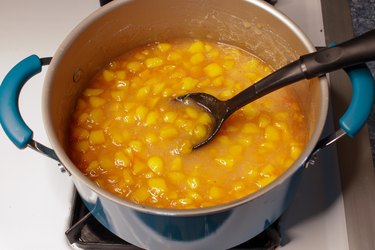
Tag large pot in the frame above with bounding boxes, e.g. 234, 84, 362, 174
0, 0, 374, 249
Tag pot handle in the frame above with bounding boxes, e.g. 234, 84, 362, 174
0, 55, 64, 167
306, 63, 375, 167
339, 64, 375, 136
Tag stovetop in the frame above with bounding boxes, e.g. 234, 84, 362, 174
0, 0, 374, 250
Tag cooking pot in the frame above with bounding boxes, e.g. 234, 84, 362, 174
0, 0, 374, 249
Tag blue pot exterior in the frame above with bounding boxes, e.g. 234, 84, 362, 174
73, 166, 303, 249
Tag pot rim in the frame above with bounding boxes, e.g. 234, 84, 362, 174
43, 0, 329, 216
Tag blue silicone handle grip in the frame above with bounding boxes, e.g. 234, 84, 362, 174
340, 64, 375, 137
0, 55, 42, 149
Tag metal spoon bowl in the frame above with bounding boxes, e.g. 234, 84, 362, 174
176, 29, 375, 149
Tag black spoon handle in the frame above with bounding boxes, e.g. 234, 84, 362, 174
301, 29, 375, 78
225, 29, 375, 115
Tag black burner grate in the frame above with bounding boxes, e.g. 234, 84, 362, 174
66, 192, 281, 250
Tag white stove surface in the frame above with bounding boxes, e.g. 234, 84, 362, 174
0, 1, 348, 249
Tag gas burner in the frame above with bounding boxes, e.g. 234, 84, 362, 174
66, 191, 282, 250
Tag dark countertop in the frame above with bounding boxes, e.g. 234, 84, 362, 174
349, 0, 375, 162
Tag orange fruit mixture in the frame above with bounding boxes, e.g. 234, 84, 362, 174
68, 39, 307, 209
